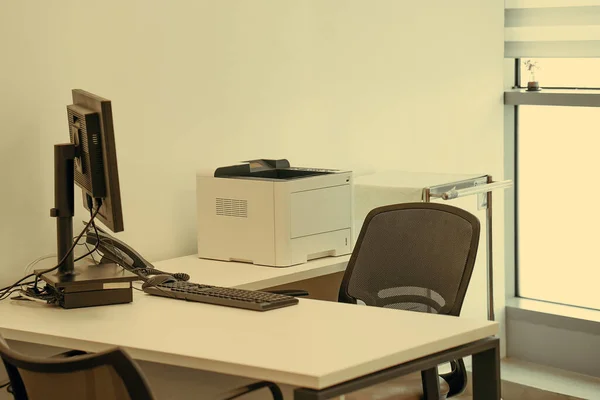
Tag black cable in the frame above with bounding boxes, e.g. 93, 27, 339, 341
0, 288, 25, 301
0, 278, 37, 303
0, 273, 35, 301
134, 268, 190, 282
92, 236, 190, 281
6, 228, 100, 303
0, 279, 35, 294
84, 243, 98, 264
28, 201, 102, 301
97, 239, 177, 299
72, 207, 101, 264
21, 285, 59, 303
33, 204, 101, 279
0, 203, 101, 302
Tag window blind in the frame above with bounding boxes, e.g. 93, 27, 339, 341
505, 0, 600, 58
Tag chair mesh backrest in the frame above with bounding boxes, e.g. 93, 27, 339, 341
0, 335, 154, 400
16, 366, 131, 400
339, 203, 480, 316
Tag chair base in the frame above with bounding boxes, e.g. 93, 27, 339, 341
343, 371, 450, 400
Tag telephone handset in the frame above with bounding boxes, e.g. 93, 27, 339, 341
85, 224, 190, 282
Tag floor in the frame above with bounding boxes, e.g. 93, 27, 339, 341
3, 354, 600, 399
455, 382, 587, 400
456, 357, 600, 400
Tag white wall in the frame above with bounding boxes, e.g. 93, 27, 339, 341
0, 0, 504, 324
0, 0, 505, 395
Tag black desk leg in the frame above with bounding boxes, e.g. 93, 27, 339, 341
472, 340, 501, 399
421, 367, 441, 400
293, 338, 500, 400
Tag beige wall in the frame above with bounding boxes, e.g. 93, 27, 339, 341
0, 0, 505, 340
0, 0, 504, 271
0, 0, 506, 394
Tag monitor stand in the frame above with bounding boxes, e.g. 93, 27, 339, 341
38, 263, 138, 309
39, 143, 138, 309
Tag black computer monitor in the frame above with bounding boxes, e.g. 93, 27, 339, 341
68, 89, 124, 233
39, 89, 137, 308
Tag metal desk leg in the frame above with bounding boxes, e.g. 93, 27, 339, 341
421, 367, 441, 400
472, 338, 501, 399
486, 175, 495, 322
293, 338, 500, 400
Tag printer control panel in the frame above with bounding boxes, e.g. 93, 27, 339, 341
288, 167, 337, 173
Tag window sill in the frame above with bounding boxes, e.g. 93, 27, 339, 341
504, 88, 600, 107
507, 297, 600, 334
506, 297, 600, 379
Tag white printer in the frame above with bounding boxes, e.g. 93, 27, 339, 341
196, 159, 353, 267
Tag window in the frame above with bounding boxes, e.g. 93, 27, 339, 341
516, 58, 600, 310
518, 58, 600, 89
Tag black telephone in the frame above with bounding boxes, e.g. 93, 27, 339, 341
85, 225, 190, 281
85, 224, 308, 297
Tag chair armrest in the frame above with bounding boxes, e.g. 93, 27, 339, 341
51, 350, 89, 358
1, 350, 90, 395
267, 289, 309, 297
219, 381, 283, 400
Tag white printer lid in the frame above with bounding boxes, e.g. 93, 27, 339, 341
213, 159, 345, 181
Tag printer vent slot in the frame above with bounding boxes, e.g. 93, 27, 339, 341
216, 198, 248, 218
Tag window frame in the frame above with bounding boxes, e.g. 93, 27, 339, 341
504, 57, 600, 377
515, 58, 600, 91
512, 57, 600, 307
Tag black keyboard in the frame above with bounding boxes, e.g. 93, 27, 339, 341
143, 281, 299, 311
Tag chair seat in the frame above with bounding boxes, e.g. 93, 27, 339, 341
344, 372, 450, 400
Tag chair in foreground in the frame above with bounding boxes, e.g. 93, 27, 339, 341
339, 202, 481, 400
0, 335, 282, 400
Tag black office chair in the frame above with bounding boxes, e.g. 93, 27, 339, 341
0, 335, 283, 400
339, 202, 480, 400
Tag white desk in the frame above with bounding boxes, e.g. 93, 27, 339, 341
0, 289, 500, 399
153, 254, 351, 300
